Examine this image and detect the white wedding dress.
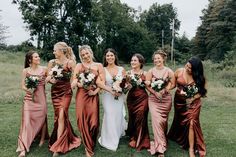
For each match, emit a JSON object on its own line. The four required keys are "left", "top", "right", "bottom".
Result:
{"left": 98, "top": 66, "right": 127, "bottom": 151}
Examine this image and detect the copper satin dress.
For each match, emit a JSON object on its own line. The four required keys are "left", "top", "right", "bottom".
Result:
{"left": 49, "top": 63, "right": 81, "bottom": 153}
{"left": 16, "top": 69, "right": 49, "bottom": 153}
{"left": 167, "top": 69, "right": 206, "bottom": 157}
{"left": 148, "top": 67, "right": 172, "bottom": 155}
{"left": 75, "top": 64, "right": 99, "bottom": 156}
{"left": 126, "top": 73, "right": 150, "bottom": 151}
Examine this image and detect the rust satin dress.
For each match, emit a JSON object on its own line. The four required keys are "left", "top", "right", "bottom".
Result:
{"left": 49, "top": 64, "right": 81, "bottom": 153}
{"left": 75, "top": 64, "right": 99, "bottom": 156}
{"left": 126, "top": 73, "right": 150, "bottom": 151}
{"left": 148, "top": 67, "right": 172, "bottom": 155}
{"left": 16, "top": 69, "right": 49, "bottom": 154}
{"left": 167, "top": 69, "right": 206, "bottom": 157}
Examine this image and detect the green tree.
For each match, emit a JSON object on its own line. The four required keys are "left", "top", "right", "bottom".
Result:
{"left": 140, "top": 3, "right": 180, "bottom": 48}
{"left": 193, "top": 0, "right": 236, "bottom": 61}
{"left": 0, "top": 10, "right": 9, "bottom": 47}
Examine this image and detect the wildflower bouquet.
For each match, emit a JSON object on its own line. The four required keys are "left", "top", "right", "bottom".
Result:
{"left": 49, "top": 62, "right": 71, "bottom": 80}
{"left": 25, "top": 75, "right": 39, "bottom": 101}
{"left": 128, "top": 73, "right": 145, "bottom": 88}
{"left": 77, "top": 69, "right": 96, "bottom": 90}
{"left": 151, "top": 77, "right": 170, "bottom": 92}
{"left": 180, "top": 84, "right": 198, "bottom": 98}
{"left": 112, "top": 75, "right": 126, "bottom": 100}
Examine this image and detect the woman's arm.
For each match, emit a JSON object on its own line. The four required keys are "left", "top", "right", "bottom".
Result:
{"left": 45, "top": 60, "right": 56, "bottom": 84}
{"left": 21, "top": 69, "right": 28, "bottom": 92}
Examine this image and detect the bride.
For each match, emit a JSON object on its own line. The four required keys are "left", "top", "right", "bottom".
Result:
{"left": 96, "top": 48, "right": 127, "bottom": 151}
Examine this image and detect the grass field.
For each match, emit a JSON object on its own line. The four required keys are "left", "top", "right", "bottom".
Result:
{"left": 0, "top": 51, "right": 236, "bottom": 157}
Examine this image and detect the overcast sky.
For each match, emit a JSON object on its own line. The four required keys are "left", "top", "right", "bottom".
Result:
{"left": 1, "top": 0, "right": 209, "bottom": 45}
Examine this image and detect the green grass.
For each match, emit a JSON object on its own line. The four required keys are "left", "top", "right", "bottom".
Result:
{"left": 0, "top": 51, "right": 236, "bottom": 157}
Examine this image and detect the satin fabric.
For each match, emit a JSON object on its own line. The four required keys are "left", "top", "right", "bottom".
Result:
{"left": 168, "top": 69, "right": 206, "bottom": 157}
{"left": 76, "top": 65, "right": 99, "bottom": 156}
{"left": 148, "top": 67, "right": 172, "bottom": 155}
{"left": 16, "top": 70, "right": 49, "bottom": 154}
{"left": 98, "top": 67, "right": 127, "bottom": 151}
{"left": 126, "top": 74, "right": 150, "bottom": 151}
{"left": 49, "top": 65, "right": 81, "bottom": 153}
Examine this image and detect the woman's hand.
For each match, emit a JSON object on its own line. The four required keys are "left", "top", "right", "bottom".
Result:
{"left": 186, "top": 97, "right": 194, "bottom": 105}
{"left": 71, "top": 80, "right": 77, "bottom": 89}
{"left": 88, "top": 90, "right": 97, "bottom": 96}
{"left": 45, "top": 76, "right": 56, "bottom": 84}
{"left": 77, "top": 82, "right": 83, "bottom": 88}
{"left": 154, "top": 92, "right": 162, "bottom": 100}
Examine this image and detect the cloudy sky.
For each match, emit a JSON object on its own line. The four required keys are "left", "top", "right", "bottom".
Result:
{"left": 1, "top": 0, "right": 209, "bottom": 45}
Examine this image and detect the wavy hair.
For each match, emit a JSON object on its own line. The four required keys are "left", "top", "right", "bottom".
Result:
{"left": 24, "top": 50, "right": 37, "bottom": 68}
{"left": 188, "top": 57, "right": 207, "bottom": 97}
{"left": 152, "top": 49, "right": 167, "bottom": 62}
{"left": 103, "top": 48, "right": 119, "bottom": 67}
{"left": 54, "top": 42, "right": 76, "bottom": 62}
{"left": 78, "top": 45, "right": 95, "bottom": 62}
{"left": 132, "top": 53, "right": 145, "bottom": 69}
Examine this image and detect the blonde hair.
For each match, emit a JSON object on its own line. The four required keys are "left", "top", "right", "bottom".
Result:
{"left": 152, "top": 49, "right": 167, "bottom": 61}
{"left": 78, "top": 45, "right": 95, "bottom": 62}
{"left": 54, "top": 42, "right": 76, "bottom": 62}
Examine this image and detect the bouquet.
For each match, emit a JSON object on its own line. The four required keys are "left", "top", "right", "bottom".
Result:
{"left": 180, "top": 84, "right": 198, "bottom": 98}
{"left": 128, "top": 73, "right": 145, "bottom": 88}
{"left": 77, "top": 69, "right": 96, "bottom": 90}
{"left": 151, "top": 77, "right": 170, "bottom": 92}
{"left": 25, "top": 75, "right": 39, "bottom": 101}
{"left": 112, "top": 75, "right": 126, "bottom": 100}
{"left": 49, "top": 62, "right": 71, "bottom": 80}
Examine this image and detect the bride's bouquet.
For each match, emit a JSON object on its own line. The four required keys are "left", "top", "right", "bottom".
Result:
{"left": 112, "top": 75, "right": 126, "bottom": 100}
{"left": 77, "top": 69, "right": 96, "bottom": 89}
{"left": 151, "top": 77, "right": 170, "bottom": 92}
{"left": 180, "top": 84, "right": 198, "bottom": 98}
{"left": 25, "top": 75, "right": 39, "bottom": 101}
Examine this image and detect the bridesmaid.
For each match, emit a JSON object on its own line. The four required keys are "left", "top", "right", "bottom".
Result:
{"left": 46, "top": 42, "right": 81, "bottom": 157}
{"left": 96, "top": 48, "right": 127, "bottom": 151}
{"left": 71, "top": 45, "right": 103, "bottom": 157}
{"left": 16, "top": 51, "right": 49, "bottom": 157}
{"left": 146, "top": 50, "right": 175, "bottom": 157}
{"left": 168, "top": 57, "right": 207, "bottom": 157}
{"left": 126, "top": 53, "right": 150, "bottom": 151}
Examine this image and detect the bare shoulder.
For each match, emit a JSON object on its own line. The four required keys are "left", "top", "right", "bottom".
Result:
{"left": 75, "top": 63, "right": 82, "bottom": 69}
{"left": 49, "top": 59, "right": 56, "bottom": 64}
{"left": 94, "top": 62, "right": 103, "bottom": 67}
{"left": 22, "top": 68, "right": 28, "bottom": 74}
{"left": 175, "top": 68, "right": 184, "bottom": 75}
{"left": 143, "top": 70, "right": 147, "bottom": 75}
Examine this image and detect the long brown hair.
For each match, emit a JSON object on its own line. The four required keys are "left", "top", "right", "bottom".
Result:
{"left": 132, "top": 53, "right": 145, "bottom": 69}
{"left": 24, "top": 50, "right": 37, "bottom": 68}
{"left": 103, "top": 48, "right": 119, "bottom": 67}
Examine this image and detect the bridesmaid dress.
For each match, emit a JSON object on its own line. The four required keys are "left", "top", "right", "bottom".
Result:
{"left": 16, "top": 68, "right": 49, "bottom": 155}
{"left": 126, "top": 72, "right": 150, "bottom": 151}
{"left": 75, "top": 64, "right": 99, "bottom": 156}
{"left": 148, "top": 67, "right": 172, "bottom": 155}
{"left": 168, "top": 69, "right": 206, "bottom": 157}
{"left": 98, "top": 66, "right": 127, "bottom": 151}
{"left": 49, "top": 62, "right": 81, "bottom": 153}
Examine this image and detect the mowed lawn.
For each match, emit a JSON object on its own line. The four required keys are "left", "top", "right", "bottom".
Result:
{"left": 0, "top": 51, "right": 236, "bottom": 157}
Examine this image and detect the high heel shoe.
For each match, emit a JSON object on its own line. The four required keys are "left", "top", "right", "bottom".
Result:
{"left": 189, "top": 148, "right": 196, "bottom": 157}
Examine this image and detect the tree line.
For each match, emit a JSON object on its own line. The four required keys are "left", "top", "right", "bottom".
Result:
{"left": 1, "top": 0, "right": 235, "bottom": 63}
